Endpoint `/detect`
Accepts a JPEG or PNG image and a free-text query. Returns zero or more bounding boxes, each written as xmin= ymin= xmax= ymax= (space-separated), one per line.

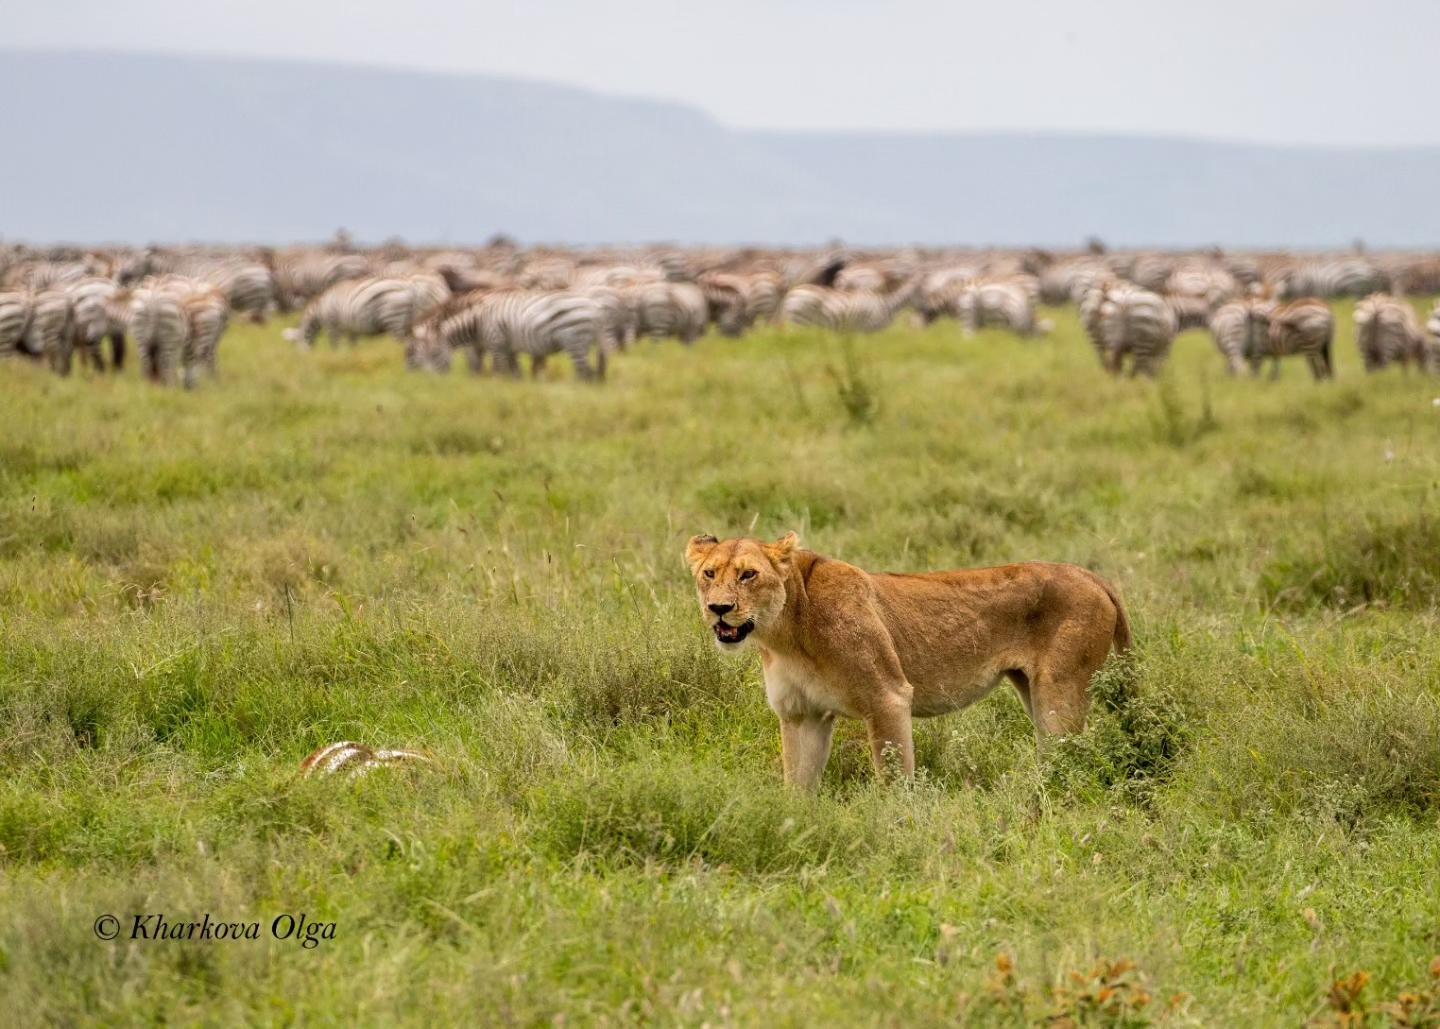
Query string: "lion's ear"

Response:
xmin=685 ymin=534 xmax=718 ymax=572
xmin=766 ymin=531 xmax=799 ymax=565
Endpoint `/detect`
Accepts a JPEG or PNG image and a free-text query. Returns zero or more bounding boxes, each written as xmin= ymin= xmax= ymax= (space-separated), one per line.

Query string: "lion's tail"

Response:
xmin=1095 ymin=574 xmax=1132 ymax=654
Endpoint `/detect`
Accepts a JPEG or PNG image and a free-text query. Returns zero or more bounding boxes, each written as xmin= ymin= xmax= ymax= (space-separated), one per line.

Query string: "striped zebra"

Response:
xmin=200 ymin=260 xmax=276 ymax=323
xmin=271 ymin=252 xmax=371 ymax=312
xmin=628 ymin=281 xmax=708 ymax=344
xmin=0 ymin=290 xmax=43 ymax=361
xmin=1354 ymin=294 xmax=1425 ymax=372
xmin=177 ymin=284 xmax=230 ymax=386
xmin=125 ymin=285 xmax=192 ymax=386
xmin=285 ymin=275 xmax=447 ymax=352
xmin=1080 ymin=280 xmax=1177 ymax=376
xmin=1207 ymin=296 xmax=1274 ymax=376
xmin=951 ymin=276 xmax=1043 ymax=337
xmin=23 ymin=289 xmax=74 ymax=375
xmin=1273 ymin=258 xmax=1388 ymax=299
xmin=780 ymin=281 xmax=916 ymax=334
xmin=696 ymin=273 xmax=750 ymax=337
xmin=412 ymin=288 xmax=607 ymax=380
xmin=575 ymin=284 xmax=639 ymax=352
xmin=64 ymin=277 xmax=127 ymax=372
xmin=1166 ymin=294 xmax=1214 ymax=333
xmin=1260 ymin=299 xmax=1334 ymax=380
xmin=737 ymin=271 xmax=785 ymax=326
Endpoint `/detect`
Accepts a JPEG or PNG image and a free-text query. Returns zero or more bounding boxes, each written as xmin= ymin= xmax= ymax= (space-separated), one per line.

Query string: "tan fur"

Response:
xmin=685 ymin=533 xmax=1130 ymax=790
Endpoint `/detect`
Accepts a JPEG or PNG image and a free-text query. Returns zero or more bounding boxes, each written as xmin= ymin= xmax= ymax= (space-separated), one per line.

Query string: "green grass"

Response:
xmin=2 ymin=306 xmax=1439 ymax=1025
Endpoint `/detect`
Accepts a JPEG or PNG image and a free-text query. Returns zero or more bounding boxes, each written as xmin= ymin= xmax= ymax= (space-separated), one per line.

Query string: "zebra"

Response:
xmin=1272 ymin=258 xmax=1388 ymax=299
xmin=22 ymin=289 xmax=74 ymax=375
xmin=270 ymin=252 xmax=371 ymax=312
xmin=64 ymin=277 xmax=127 ymax=372
xmin=576 ymin=284 xmax=639 ymax=352
xmin=780 ymin=280 xmax=916 ymax=334
xmin=134 ymin=276 xmax=229 ymax=387
xmin=412 ymin=288 xmax=607 ymax=381
xmin=285 ymin=275 xmax=447 ymax=352
xmin=1354 ymin=294 xmax=1425 ymax=372
xmin=627 ymin=281 xmax=708 ymax=344
xmin=178 ymin=284 xmax=230 ymax=386
xmin=1260 ymin=298 xmax=1334 ymax=380
xmin=126 ymin=285 xmax=192 ymax=386
xmin=0 ymin=290 xmax=43 ymax=362
xmin=696 ymin=273 xmax=750 ymax=337
xmin=204 ymin=260 xmax=276 ymax=323
xmin=1080 ymin=280 xmax=1177 ymax=377
xmin=1208 ymin=296 xmax=1274 ymax=376
xmin=950 ymin=277 xmax=1043 ymax=337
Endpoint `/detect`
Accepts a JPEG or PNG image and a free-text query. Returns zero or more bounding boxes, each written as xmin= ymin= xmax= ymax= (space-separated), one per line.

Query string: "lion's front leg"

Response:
xmin=780 ymin=714 xmax=835 ymax=791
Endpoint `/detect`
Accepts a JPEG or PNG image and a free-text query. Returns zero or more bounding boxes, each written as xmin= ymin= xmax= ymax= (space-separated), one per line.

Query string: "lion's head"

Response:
xmin=684 ymin=532 xmax=798 ymax=651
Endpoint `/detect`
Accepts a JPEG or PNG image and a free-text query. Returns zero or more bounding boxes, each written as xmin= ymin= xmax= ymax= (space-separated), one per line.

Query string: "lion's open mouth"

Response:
xmin=713 ymin=620 xmax=754 ymax=645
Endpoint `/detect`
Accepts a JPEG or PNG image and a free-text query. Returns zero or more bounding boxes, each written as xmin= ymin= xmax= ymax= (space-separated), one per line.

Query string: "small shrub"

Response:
xmin=1149 ymin=376 xmax=1218 ymax=449
xmin=826 ymin=335 xmax=881 ymax=426
xmin=1043 ymin=651 xmax=1191 ymax=806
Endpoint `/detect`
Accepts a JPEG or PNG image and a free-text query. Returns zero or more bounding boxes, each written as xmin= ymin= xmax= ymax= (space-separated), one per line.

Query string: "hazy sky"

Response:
xmin=8 ymin=0 xmax=1438 ymax=146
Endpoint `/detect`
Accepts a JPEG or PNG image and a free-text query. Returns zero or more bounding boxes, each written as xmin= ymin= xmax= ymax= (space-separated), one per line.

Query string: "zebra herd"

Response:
xmin=3 ymin=241 xmax=1440 ymax=385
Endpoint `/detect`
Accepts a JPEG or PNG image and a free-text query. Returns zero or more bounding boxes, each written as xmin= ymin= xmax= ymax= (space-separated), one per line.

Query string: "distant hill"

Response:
xmin=2 ymin=50 xmax=1438 ymax=248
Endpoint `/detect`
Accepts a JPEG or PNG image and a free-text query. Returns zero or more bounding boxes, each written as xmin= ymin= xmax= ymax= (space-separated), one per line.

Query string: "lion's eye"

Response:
xmin=703 ymin=569 xmax=716 ymax=579
xmin=739 ymin=569 xmax=757 ymax=582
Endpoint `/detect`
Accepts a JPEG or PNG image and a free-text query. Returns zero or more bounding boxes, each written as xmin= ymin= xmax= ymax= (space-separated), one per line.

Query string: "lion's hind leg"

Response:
xmin=1025 ymin=637 xmax=1109 ymax=743
xmin=863 ymin=695 xmax=915 ymax=781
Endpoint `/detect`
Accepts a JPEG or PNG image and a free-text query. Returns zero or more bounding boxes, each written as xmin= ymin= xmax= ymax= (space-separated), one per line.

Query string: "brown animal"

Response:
xmin=685 ymin=533 xmax=1130 ymax=789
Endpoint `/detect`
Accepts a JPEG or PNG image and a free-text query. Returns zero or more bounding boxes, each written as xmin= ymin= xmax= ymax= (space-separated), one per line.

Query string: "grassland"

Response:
xmin=2 ymin=305 xmax=1439 ymax=1026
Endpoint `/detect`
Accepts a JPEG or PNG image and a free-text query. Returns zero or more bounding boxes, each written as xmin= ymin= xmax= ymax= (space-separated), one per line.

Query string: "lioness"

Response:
xmin=685 ymin=532 xmax=1130 ymax=789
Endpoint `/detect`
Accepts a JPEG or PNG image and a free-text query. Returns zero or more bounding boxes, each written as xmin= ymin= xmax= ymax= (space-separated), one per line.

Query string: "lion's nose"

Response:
xmin=707 ymin=602 xmax=735 ymax=616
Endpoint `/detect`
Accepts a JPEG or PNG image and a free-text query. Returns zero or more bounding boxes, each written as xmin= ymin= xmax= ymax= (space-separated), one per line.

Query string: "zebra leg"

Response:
xmin=595 ymin=344 xmax=608 ymax=382
xmin=109 ymin=331 xmax=126 ymax=372
xmin=1269 ymin=357 xmax=1281 ymax=381
xmin=51 ymin=338 xmax=74 ymax=377
xmin=564 ymin=346 xmax=596 ymax=382
xmin=530 ymin=353 xmax=549 ymax=379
